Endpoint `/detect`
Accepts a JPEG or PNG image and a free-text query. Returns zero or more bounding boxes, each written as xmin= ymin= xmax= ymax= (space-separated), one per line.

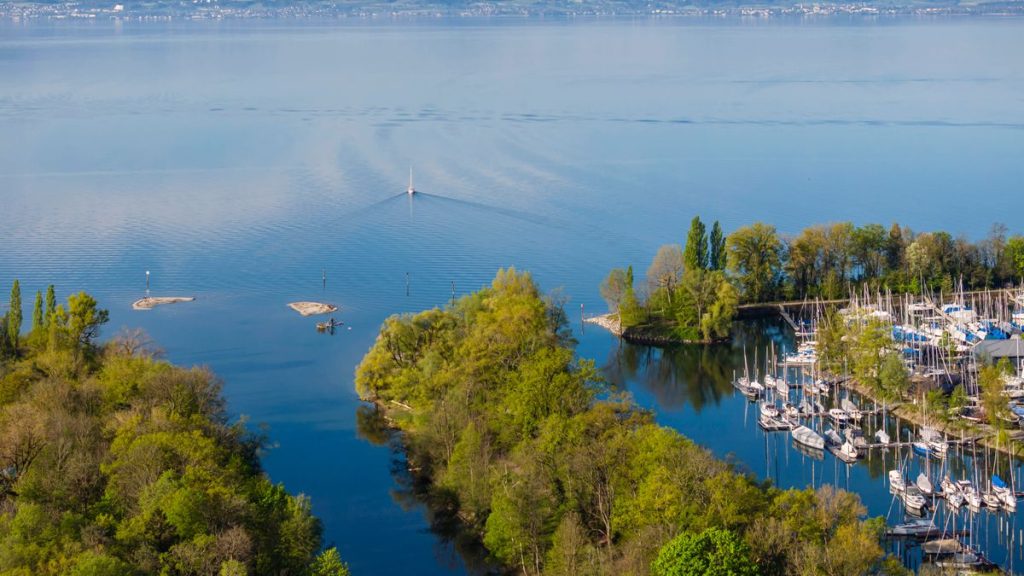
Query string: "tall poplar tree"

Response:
xmin=710 ymin=221 xmax=726 ymax=270
xmin=683 ymin=216 xmax=708 ymax=271
xmin=32 ymin=290 xmax=44 ymax=332
xmin=8 ymin=280 xmax=21 ymax=349
xmin=45 ymin=284 xmax=56 ymax=325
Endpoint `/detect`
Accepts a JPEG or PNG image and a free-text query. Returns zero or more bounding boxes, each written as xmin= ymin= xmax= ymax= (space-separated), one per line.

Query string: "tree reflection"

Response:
xmin=355 ymin=404 xmax=499 ymax=575
xmin=602 ymin=319 xmax=791 ymax=413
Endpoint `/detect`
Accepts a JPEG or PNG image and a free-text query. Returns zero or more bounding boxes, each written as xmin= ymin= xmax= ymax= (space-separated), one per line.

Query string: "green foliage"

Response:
xmin=0 ymin=292 xmax=343 ymax=576
xmin=7 ymin=280 xmax=21 ymax=351
xmin=726 ymin=223 xmax=783 ymax=302
xmin=652 ymin=527 xmax=759 ymax=576
xmin=310 ymin=547 xmax=351 ymax=576
xmin=44 ymin=285 xmax=56 ymax=326
xmin=980 ymin=361 xmax=1011 ymax=428
xmin=709 ymin=221 xmax=726 ymax=271
xmin=600 ymin=268 xmax=631 ymax=313
xmin=357 ymin=269 xmax=888 ymax=576
xmin=647 ymin=245 xmax=686 ymax=312
xmin=683 ymin=216 xmax=708 ymax=272
xmin=31 ymin=292 xmax=43 ymax=334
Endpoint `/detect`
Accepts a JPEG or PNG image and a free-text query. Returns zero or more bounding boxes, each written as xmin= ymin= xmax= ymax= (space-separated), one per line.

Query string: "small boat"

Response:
xmin=783 ymin=403 xmax=800 ymax=420
xmin=889 ymin=469 xmax=907 ymax=492
xmin=946 ymin=491 xmax=965 ymax=509
xmin=833 ymin=440 xmax=859 ymax=463
xmin=823 ymin=427 xmax=843 ymax=447
xmin=828 ymin=408 xmax=850 ymax=424
xmin=916 ymin=473 xmax=934 ymax=496
xmin=903 ymin=487 xmax=928 ymax=513
xmin=957 ymin=480 xmax=982 ymax=510
xmin=758 ymin=413 xmax=792 ymax=431
xmin=792 ymin=425 xmax=825 ymax=451
xmin=845 ymin=428 xmax=868 ymax=454
xmin=875 ymin=429 xmax=891 ymax=445
xmin=759 ymin=402 xmax=780 ymax=419
xmin=840 ymin=398 xmax=863 ymax=421
xmin=912 ymin=441 xmax=936 ymax=458
xmin=887 ymin=519 xmax=940 ymax=538
xmin=941 ymin=476 xmax=959 ymax=496
xmin=406 ymin=166 xmax=416 ymax=195
xmin=982 ymin=492 xmax=1002 ymax=509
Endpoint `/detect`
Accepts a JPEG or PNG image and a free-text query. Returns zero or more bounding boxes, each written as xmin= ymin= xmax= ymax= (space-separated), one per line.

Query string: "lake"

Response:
xmin=1 ymin=17 xmax=1022 ymax=574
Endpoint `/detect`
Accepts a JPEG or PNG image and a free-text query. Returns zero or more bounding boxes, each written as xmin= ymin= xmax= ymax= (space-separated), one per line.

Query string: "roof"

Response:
xmin=973 ymin=338 xmax=1024 ymax=359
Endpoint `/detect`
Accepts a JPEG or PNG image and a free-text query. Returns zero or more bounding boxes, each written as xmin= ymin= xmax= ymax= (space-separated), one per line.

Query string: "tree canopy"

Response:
xmin=356 ymin=268 xmax=892 ymax=576
xmin=0 ymin=284 xmax=348 ymax=576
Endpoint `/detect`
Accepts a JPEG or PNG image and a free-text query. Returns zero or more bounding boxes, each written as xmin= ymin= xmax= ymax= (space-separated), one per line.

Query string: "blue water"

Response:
xmin=1 ymin=18 xmax=1023 ymax=574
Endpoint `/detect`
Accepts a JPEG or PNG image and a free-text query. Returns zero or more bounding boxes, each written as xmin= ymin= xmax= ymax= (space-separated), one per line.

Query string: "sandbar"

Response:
xmin=133 ymin=296 xmax=196 ymax=310
xmin=288 ymin=302 xmax=338 ymax=317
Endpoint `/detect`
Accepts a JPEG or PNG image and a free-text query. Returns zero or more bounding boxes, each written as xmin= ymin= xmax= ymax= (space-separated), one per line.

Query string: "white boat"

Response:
xmin=840 ymin=398 xmax=863 ymax=421
xmin=889 ymin=469 xmax=907 ymax=492
xmin=875 ymin=429 xmax=891 ymax=445
xmin=406 ymin=166 xmax=416 ymax=195
xmin=759 ymin=402 xmax=780 ymax=419
xmin=982 ymin=492 xmax=1002 ymax=509
xmin=916 ymin=473 xmax=934 ymax=496
xmin=828 ymin=408 xmax=850 ymax=424
xmin=941 ymin=476 xmax=959 ymax=495
xmin=903 ymin=487 xmax=928 ymax=513
xmin=946 ymin=491 xmax=965 ymax=509
xmin=792 ymin=425 xmax=825 ymax=451
xmin=823 ymin=427 xmax=843 ymax=447
xmin=834 ymin=440 xmax=859 ymax=463
xmin=1002 ymin=492 xmax=1017 ymax=511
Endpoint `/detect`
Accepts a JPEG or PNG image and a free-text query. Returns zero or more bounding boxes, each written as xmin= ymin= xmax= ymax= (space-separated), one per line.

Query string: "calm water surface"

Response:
xmin=1 ymin=18 xmax=1023 ymax=574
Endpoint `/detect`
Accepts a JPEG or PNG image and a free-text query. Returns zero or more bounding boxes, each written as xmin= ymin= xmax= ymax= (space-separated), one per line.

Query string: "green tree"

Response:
xmin=980 ymin=362 xmax=1010 ymax=428
xmin=726 ymin=223 xmax=782 ymax=302
xmin=652 ymin=527 xmax=759 ymax=576
xmin=684 ymin=216 xmax=708 ymax=272
xmin=709 ymin=221 xmax=726 ymax=271
xmin=1006 ymin=235 xmax=1024 ymax=282
xmin=7 ymin=280 xmax=21 ymax=350
xmin=878 ymin=352 xmax=910 ymax=402
xmin=309 ymin=548 xmax=351 ymax=576
xmin=66 ymin=291 xmax=109 ymax=349
xmin=31 ymin=291 xmax=44 ymax=333
xmin=44 ymin=284 xmax=56 ymax=325
xmin=600 ymin=268 xmax=630 ymax=313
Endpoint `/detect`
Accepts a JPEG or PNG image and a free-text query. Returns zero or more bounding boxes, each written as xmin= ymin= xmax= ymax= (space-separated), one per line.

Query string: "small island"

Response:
xmin=288 ymin=301 xmax=339 ymax=316
xmin=132 ymin=296 xmax=195 ymax=310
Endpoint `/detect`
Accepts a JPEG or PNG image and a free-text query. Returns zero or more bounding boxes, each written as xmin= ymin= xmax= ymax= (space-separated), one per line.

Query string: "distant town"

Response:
xmin=2 ymin=0 xmax=1023 ymax=20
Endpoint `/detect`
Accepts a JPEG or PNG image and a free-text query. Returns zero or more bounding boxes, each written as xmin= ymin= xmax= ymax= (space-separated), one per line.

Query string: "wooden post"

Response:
xmin=406 ymin=272 xmax=410 ymax=297
xmin=322 ymin=269 xmax=326 ymax=291
xmin=451 ymin=281 xmax=456 ymax=307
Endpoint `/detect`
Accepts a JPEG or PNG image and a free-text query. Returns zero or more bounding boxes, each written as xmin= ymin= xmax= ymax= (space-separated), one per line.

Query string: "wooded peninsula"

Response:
xmin=355 ymin=268 xmax=907 ymax=576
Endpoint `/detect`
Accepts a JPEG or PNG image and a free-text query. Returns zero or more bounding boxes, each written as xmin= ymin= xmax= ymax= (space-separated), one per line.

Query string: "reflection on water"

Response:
xmin=355 ymin=406 xmax=497 ymax=576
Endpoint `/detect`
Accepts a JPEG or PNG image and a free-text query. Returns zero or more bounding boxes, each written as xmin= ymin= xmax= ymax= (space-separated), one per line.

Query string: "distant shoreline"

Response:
xmin=4 ymin=6 xmax=1023 ymax=22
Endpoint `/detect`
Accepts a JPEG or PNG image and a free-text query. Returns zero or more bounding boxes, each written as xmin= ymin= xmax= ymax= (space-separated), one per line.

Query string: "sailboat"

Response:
xmin=406 ymin=167 xmax=416 ymax=195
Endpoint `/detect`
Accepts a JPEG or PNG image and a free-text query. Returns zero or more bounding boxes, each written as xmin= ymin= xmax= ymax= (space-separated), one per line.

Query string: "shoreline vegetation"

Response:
xmin=600 ymin=217 xmax=1024 ymax=456
xmin=0 ymin=282 xmax=349 ymax=576
xmin=356 ymin=268 xmax=906 ymax=576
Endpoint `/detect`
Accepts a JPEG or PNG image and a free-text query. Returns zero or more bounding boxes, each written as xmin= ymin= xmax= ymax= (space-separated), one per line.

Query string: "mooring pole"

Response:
xmin=406 ymin=272 xmax=410 ymax=297
xmin=145 ymin=270 xmax=150 ymax=293
xmin=451 ymin=281 xmax=456 ymax=307
xmin=580 ymin=303 xmax=585 ymax=334
xmin=322 ymin=269 xmax=326 ymax=291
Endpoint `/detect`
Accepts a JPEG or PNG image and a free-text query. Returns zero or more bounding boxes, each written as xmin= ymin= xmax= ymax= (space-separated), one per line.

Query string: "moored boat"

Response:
xmin=792 ymin=425 xmax=825 ymax=451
